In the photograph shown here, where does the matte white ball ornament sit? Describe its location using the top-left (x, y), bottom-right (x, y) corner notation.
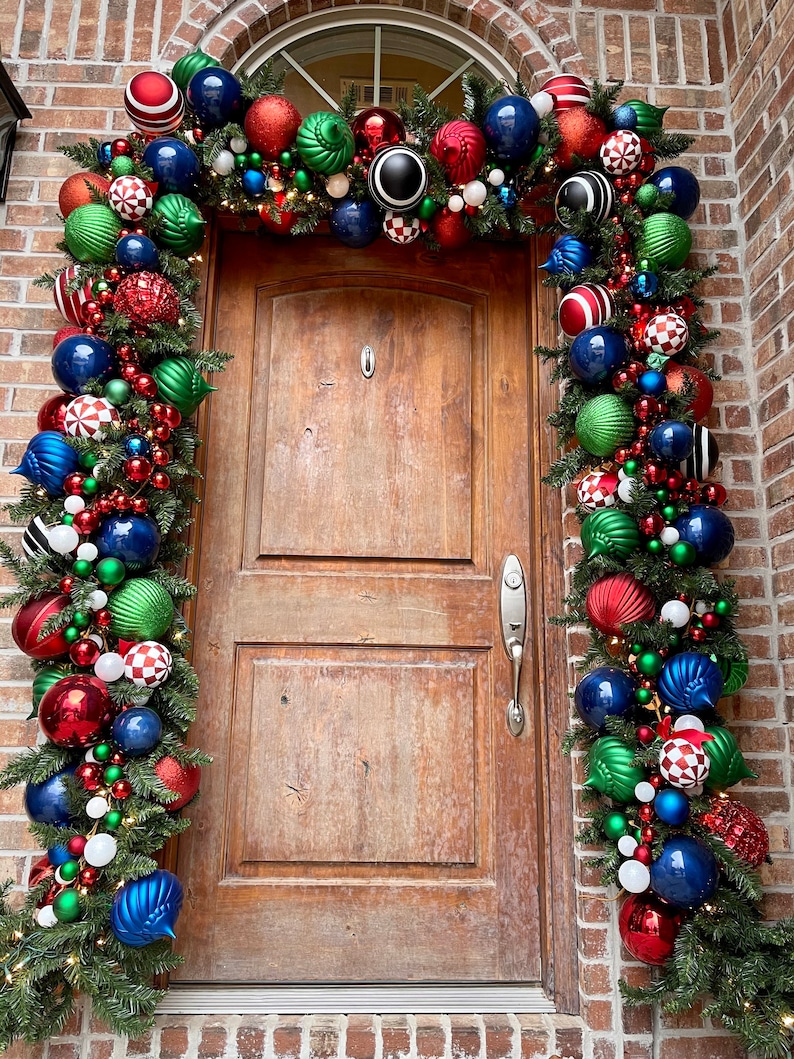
top-left (448, 194), bottom-right (465, 213)
top-left (94, 651), bottom-right (126, 682)
top-left (487, 168), bottom-right (505, 186)
top-left (88, 589), bottom-right (108, 611)
top-left (660, 599), bottom-right (691, 628)
top-left (462, 180), bottom-right (487, 207)
top-left (674, 714), bottom-right (705, 733)
top-left (229, 136), bottom-right (247, 153)
top-left (618, 835), bottom-right (638, 857)
top-left (618, 859), bottom-right (651, 893)
top-left (77, 543), bottom-right (99, 562)
top-left (86, 796), bottom-right (110, 819)
top-left (660, 527), bottom-right (680, 546)
top-left (211, 150), bottom-right (236, 176)
top-left (634, 781), bottom-right (656, 803)
top-left (64, 496), bottom-right (86, 514)
top-left (37, 905), bottom-right (58, 928)
top-left (326, 173), bottom-right (350, 198)
top-left (530, 91), bottom-right (555, 118)
top-left (83, 833), bottom-right (117, 867)
top-left (48, 524), bottom-right (80, 555)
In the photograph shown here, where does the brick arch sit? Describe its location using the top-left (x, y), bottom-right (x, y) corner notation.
top-left (160, 0), bottom-right (591, 91)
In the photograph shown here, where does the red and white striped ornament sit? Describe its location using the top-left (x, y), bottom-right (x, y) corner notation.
top-left (642, 312), bottom-right (689, 357)
top-left (659, 732), bottom-right (712, 789)
top-left (539, 74), bottom-right (591, 111)
top-left (108, 175), bottom-right (153, 223)
top-left (558, 283), bottom-right (615, 338)
top-left (599, 130), bottom-right (643, 175)
top-left (63, 395), bottom-right (120, 438)
top-left (576, 470), bottom-right (620, 511)
top-left (53, 266), bottom-right (94, 326)
top-left (124, 71), bottom-right (184, 136)
top-left (123, 640), bottom-right (173, 688)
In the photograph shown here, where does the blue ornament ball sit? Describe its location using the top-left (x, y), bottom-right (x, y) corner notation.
top-left (112, 706), bottom-right (163, 757)
top-left (52, 333), bottom-right (117, 395)
top-left (123, 434), bottom-right (152, 458)
top-left (497, 185), bottom-right (517, 208)
top-left (48, 843), bottom-right (73, 866)
top-left (116, 233), bottom-right (159, 271)
top-left (97, 141), bottom-right (113, 166)
top-left (612, 105), bottom-right (638, 131)
top-left (637, 370), bottom-right (667, 397)
top-left (141, 137), bottom-right (200, 195)
top-left (110, 868), bottom-right (184, 947)
top-left (187, 67), bottom-right (243, 127)
top-left (673, 504), bottom-right (735, 565)
top-left (24, 766), bottom-right (76, 826)
top-left (241, 169), bottom-right (266, 197)
top-left (568, 326), bottom-right (628, 384)
top-left (12, 432), bottom-right (81, 495)
top-left (482, 95), bottom-right (540, 163)
top-left (540, 234), bottom-right (592, 276)
top-left (95, 514), bottom-right (162, 572)
top-left (657, 651), bottom-right (724, 712)
top-left (650, 835), bottom-right (719, 909)
top-left (328, 197), bottom-right (382, 248)
top-left (629, 270), bottom-right (659, 300)
top-left (649, 166), bottom-right (701, 220)
top-left (574, 666), bottom-right (637, 730)
top-left (648, 419), bottom-right (694, 462)
top-left (653, 788), bottom-right (691, 826)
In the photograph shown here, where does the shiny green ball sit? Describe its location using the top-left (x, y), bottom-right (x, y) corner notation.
top-left (235, 153), bottom-right (247, 170)
top-left (630, 643), bottom-right (644, 656)
top-left (655, 487), bottom-right (669, 503)
top-left (92, 279), bottom-right (111, 297)
top-left (418, 196), bottom-right (437, 220)
top-left (96, 557), bottom-right (126, 586)
top-left (638, 257), bottom-right (657, 272)
top-left (72, 611), bottom-right (89, 628)
top-left (104, 379), bottom-right (132, 407)
top-left (72, 559), bottom-right (93, 578)
top-left (83, 477), bottom-right (98, 495)
top-left (604, 811), bottom-right (631, 840)
top-left (247, 151), bottom-right (263, 170)
top-left (105, 810), bottom-right (123, 829)
top-left (635, 687), bottom-right (654, 706)
top-left (669, 540), bottom-right (697, 566)
top-left (668, 633), bottom-right (680, 648)
top-left (62, 513), bottom-right (74, 527)
top-left (94, 743), bottom-right (112, 762)
top-left (661, 504), bottom-right (678, 521)
top-left (53, 888), bottom-right (81, 922)
top-left (103, 764), bottom-right (124, 784)
top-left (64, 626), bottom-right (80, 644)
top-left (714, 599), bottom-right (732, 617)
top-left (636, 650), bottom-right (664, 677)
top-left (279, 151), bottom-right (292, 166)
top-left (634, 828), bottom-right (643, 843)
top-left (79, 452), bottom-right (98, 470)
top-left (58, 859), bottom-right (80, 882)
top-left (646, 538), bottom-right (664, 554)
top-left (624, 459), bottom-right (639, 476)
top-left (293, 169), bottom-right (313, 192)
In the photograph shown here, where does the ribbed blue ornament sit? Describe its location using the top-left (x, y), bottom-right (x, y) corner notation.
top-left (539, 234), bottom-right (592, 275)
top-left (110, 869), bottom-right (184, 947)
top-left (12, 432), bottom-right (81, 495)
top-left (657, 651), bottom-right (724, 712)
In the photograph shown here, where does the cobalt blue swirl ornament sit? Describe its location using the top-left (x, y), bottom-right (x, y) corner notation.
top-left (629, 270), bottom-right (659, 300)
top-left (648, 419), bottom-right (694, 462)
top-left (673, 504), bottom-right (735, 565)
top-left (540, 234), bottom-right (592, 275)
top-left (12, 432), bottom-right (81, 495)
top-left (112, 706), bottom-right (163, 757)
top-left (328, 197), bottom-right (381, 248)
top-left (568, 326), bottom-right (628, 384)
top-left (110, 869), bottom-right (184, 947)
top-left (95, 514), bottom-right (161, 572)
top-left (52, 333), bottom-right (117, 395)
top-left (141, 137), bottom-right (200, 195)
top-left (574, 666), bottom-right (637, 730)
top-left (649, 166), bottom-right (701, 220)
top-left (650, 835), bottom-right (719, 909)
top-left (116, 233), bottom-right (159, 271)
top-left (482, 95), bottom-right (540, 163)
top-left (657, 651), bottom-right (724, 712)
top-left (637, 370), bottom-right (667, 397)
top-left (187, 67), bottom-right (243, 127)
top-left (612, 104), bottom-right (638, 131)
top-left (653, 787), bottom-right (691, 826)
top-left (24, 765), bottom-right (77, 825)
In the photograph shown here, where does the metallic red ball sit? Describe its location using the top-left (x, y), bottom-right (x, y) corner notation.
top-left (104, 267), bottom-right (122, 283)
top-left (649, 773), bottom-right (664, 789)
top-left (643, 462), bottom-right (668, 485)
top-left (701, 612), bottom-right (720, 629)
top-left (133, 373), bottom-right (158, 398)
top-left (640, 825), bottom-right (656, 844)
top-left (111, 779), bottom-right (132, 799)
top-left (64, 473), bottom-right (87, 495)
top-left (149, 402), bottom-right (168, 421)
top-left (161, 405), bottom-right (182, 428)
top-left (76, 762), bottom-right (102, 790)
top-left (633, 844), bottom-right (653, 866)
top-left (79, 867), bottom-right (98, 886)
top-left (95, 497), bottom-right (114, 515)
top-left (70, 638), bottom-right (101, 668)
top-left (702, 483), bottom-right (727, 506)
top-left (124, 456), bottom-right (152, 482)
top-left (639, 513), bottom-right (665, 537)
top-left (150, 470), bottom-right (171, 490)
top-left (111, 139), bottom-right (132, 158)
top-left (37, 393), bottom-right (72, 432)
top-left (66, 835), bottom-right (87, 856)
top-left (120, 363), bottom-right (139, 383)
top-left (666, 470), bottom-right (684, 490)
top-left (689, 626), bottom-right (707, 643)
top-left (131, 497), bottom-right (149, 513)
top-left (636, 725), bottom-right (656, 744)
top-left (72, 508), bottom-right (100, 535)
top-left (152, 423), bottom-right (171, 442)
top-left (683, 478), bottom-right (701, 495)
top-left (614, 447), bottom-right (631, 465)
top-left (95, 609), bottom-right (112, 627)
top-left (38, 675), bottom-right (116, 748)
top-left (110, 751), bottom-right (126, 766)
top-left (634, 396), bottom-right (660, 421)
top-left (59, 576), bottom-right (75, 594)
top-left (638, 804), bottom-right (654, 823)
top-left (612, 369), bottom-right (635, 389)
top-left (151, 446), bottom-right (170, 466)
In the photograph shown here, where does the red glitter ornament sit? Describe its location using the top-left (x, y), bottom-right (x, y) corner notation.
top-left (618, 892), bottom-right (683, 965)
top-left (154, 754), bottom-right (202, 811)
top-left (431, 208), bottom-right (472, 251)
top-left (553, 107), bottom-right (607, 169)
top-left (12, 594), bottom-right (72, 660)
top-left (58, 172), bottom-right (111, 218)
top-left (699, 796), bottom-right (769, 868)
top-left (38, 675), bottom-right (116, 748)
top-left (113, 272), bottom-right (181, 328)
top-left (244, 95), bottom-right (303, 160)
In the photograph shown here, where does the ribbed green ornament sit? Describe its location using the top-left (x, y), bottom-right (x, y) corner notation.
top-left (108, 578), bottom-right (174, 641)
top-left (703, 725), bottom-right (757, 790)
top-left (151, 356), bottom-right (217, 416)
top-left (574, 394), bottom-right (635, 458)
top-left (623, 100), bottom-right (668, 133)
top-left (714, 655), bottom-right (749, 695)
top-left (296, 112), bottom-right (354, 175)
top-left (584, 736), bottom-right (646, 803)
top-left (151, 194), bottom-right (206, 256)
top-left (581, 509), bottom-right (641, 560)
top-left (32, 665), bottom-right (73, 710)
top-left (64, 204), bottom-right (122, 263)
top-left (638, 213), bottom-right (692, 269)
top-left (171, 49), bottom-right (217, 92)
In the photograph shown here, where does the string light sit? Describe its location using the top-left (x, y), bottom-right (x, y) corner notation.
top-left (782, 1015), bottom-right (794, 1028)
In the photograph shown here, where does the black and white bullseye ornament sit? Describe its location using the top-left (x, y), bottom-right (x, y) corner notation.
top-left (558, 283), bottom-right (615, 338)
top-left (555, 171), bottom-right (614, 226)
top-left (599, 130), bottom-right (643, 175)
top-left (680, 424), bottom-right (720, 480)
top-left (383, 211), bottom-right (421, 244)
top-left (367, 145), bottom-right (428, 211)
top-left (63, 395), bottom-right (120, 438)
top-left (642, 311), bottom-right (689, 356)
top-left (22, 516), bottom-right (53, 559)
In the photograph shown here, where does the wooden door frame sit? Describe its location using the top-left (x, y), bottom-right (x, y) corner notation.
top-left (169, 213), bottom-right (579, 1015)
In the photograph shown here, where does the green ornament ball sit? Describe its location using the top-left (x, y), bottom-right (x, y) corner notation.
top-left (655, 487), bottom-right (669, 503)
top-left (714, 599), bottom-right (732, 617)
top-left (94, 742), bottom-right (112, 762)
top-left (152, 356), bottom-right (217, 417)
top-left (279, 150), bottom-right (293, 166)
top-left (584, 736), bottom-right (646, 803)
top-left (104, 379), bottom-right (132, 407)
top-left (92, 279), bottom-right (111, 298)
top-left (636, 650), bottom-right (664, 677)
top-left (64, 203), bottom-right (122, 263)
top-left (634, 184), bottom-right (659, 210)
top-left (58, 859), bottom-right (79, 882)
top-left (96, 557), bottom-right (126, 586)
top-left (418, 196), bottom-right (437, 220)
top-left (622, 100), bottom-right (668, 134)
top-left (79, 452), bottom-right (98, 470)
top-left (661, 504), bottom-right (679, 521)
top-left (604, 810), bottom-right (631, 840)
top-left (53, 888), bottom-right (81, 923)
top-left (635, 687), bottom-right (654, 706)
top-left (293, 168), bottom-right (313, 192)
top-left (171, 48), bottom-right (217, 91)
top-left (638, 213), bottom-right (692, 269)
top-left (574, 394), bottom-right (635, 458)
top-left (638, 257), bottom-right (658, 273)
top-left (646, 538), bottom-right (664, 554)
top-left (235, 153), bottom-right (247, 170)
top-left (714, 655), bottom-right (748, 695)
top-left (668, 632), bottom-right (680, 648)
top-left (62, 513), bottom-right (74, 527)
top-left (669, 540), bottom-right (697, 566)
top-left (63, 626), bottom-right (80, 645)
top-left (151, 194), bottom-right (206, 257)
top-left (581, 509), bottom-right (641, 561)
top-left (704, 725), bottom-right (757, 789)
top-left (72, 559), bottom-right (93, 578)
top-left (630, 643), bottom-right (644, 656)
top-left (110, 155), bottom-right (136, 178)
top-left (104, 764), bottom-right (124, 784)
top-left (296, 111), bottom-right (354, 175)
top-left (32, 665), bottom-right (73, 709)
top-left (108, 577), bottom-right (174, 640)
top-left (623, 459), bottom-right (639, 476)
top-left (105, 810), bottom-right (123, 829)
top-left (72, 611), bottom-right (89, 628)
top-left (247, 151), bottom-right (263, 170)
top-left (83, 477), bottom-right (98, 495)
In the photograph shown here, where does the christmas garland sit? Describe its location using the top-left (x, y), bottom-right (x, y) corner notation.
top-left (0, 51), bottom-right (791, 1055)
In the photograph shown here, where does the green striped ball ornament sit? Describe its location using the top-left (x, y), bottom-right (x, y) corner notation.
top-left (32, 665), bottom-right (74, 710)
top-left (296, 112), bottom-right (354, 175)
top-left (638, 213), bottom-right (692, 269)
top-left (714, 655), bottom-right (749, 695)
top-left (574, 394), bottom-right (635, 458)
top-left (151, 194), bottom-right (206, 256)
top-left (622, 100), bottom-right (669, 134)
top-left (703, 725), bottom-right (757, 790)
top-left (64, 204), bottom-right (123, 263)
top-left (108, 579), bottom-right (174, 641)
top-left (171, 49), bottom-right (217, 92)
top-left (581, 509), bottom-right (641, 561)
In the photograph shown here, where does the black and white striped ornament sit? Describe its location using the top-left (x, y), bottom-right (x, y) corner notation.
top-left (680, 424), bottom-right (719, 480)
top-left (22, 517), bottom-right (53, 560)
top-left (555, 171), bottom-right (614, 227)
top-left (367, 146), bottom-right (428, 212)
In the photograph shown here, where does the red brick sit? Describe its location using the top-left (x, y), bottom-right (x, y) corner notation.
top-left (415, 1016), bottom-right (445, 1059)
top-left (198, 1025), bottom-right (227, 1059)
top-left (484, 1015), bottom-right (514, 1059)
top-left (273, 1017), bottom-right (302, 1059)
top-left (159, 1026), bottom-right (190, 1059)
top-left (450, 1015), bottom-right (481, 1059)
top-left (381, 1015), bottom-right (411, 1059)
top-left (346, 1016), bottom-right (376, 1059)
top-left (236, 1024), bottom-right (267, 1059)
top-left (517, 1015), bottom-right (551, 1059)
top-left (309, 1017), bottom-right (340, 1059)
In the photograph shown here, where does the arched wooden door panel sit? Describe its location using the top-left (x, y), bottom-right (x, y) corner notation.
top-left (173, 229), bottom-right (550, 984)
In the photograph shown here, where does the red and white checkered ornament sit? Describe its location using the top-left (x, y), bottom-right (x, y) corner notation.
top-left (383, 211), bottom-right (421, 244)
top-left (576, 470), bottom-right (620, 511)
top-left (53, 266), bottom-right (94, 326)
top-left (659, 732), bottom-right (712, 789)
top-left (123, 640), bottom-right (173, 688)
top-left (108, 176), bottom-right (153, 223)
top-left (558, 283), bottom-right (614, 338)
top-left (63, 395), bottom-right (120, 438)
top-left (539, 74), bottom-right (591, 111)
top-left (124, 71), bottom-right (184, 136)
top-left (599, 130), bottom-right (643, 175)
top-left (642, 312), bottom-right (689, 357)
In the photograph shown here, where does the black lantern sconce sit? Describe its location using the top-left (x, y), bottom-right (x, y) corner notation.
top-left (0, 60), bottom-right (31, 203)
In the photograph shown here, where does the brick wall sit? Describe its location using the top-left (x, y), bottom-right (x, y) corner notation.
top-left (0, 1), bottom-right (790, 1057)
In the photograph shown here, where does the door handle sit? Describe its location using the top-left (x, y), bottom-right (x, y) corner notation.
top-left (500, 555), bottom-right (527, 737)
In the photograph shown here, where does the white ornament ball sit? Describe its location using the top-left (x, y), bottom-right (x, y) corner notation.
top-left (77, 542), bottom-right (99, 562)
top-left (84, 748), bottom-right (97, 763)
top-left (326, 173), bottom-right (350, 198)
top-left (618, 835), bottom-right (639, 857)
top-left (530, 91), bottom-right (555, 118)
top-left (695, 600), bottom-right (710, 615)
top-left (86, 795), bottom-right (110, 819)
top-left (617, 477), bottom-right (639, 503)
top-left (94, 651), bottom-right (126, 683)
top-left (634, 781), bottom-right (656, 803)
top-left (211, 150), bottom-right (236, 176)
top-left (660, 599), bottom-right (691, 628)
top-left (83, 833), bottom-right (117, 867)
top-left (267, 177), bottom-right (284, 192)
top-left (48, 524), bottom-right (80, 555)
top-left (462, 180), bottom-right (487, 207)
top-left (64, 496), bottom-right (86, 514)
top-left (448, 194), bottom-right (465, 213)
top-left (487, 168), bottom-right (505, 186)
top-left (36, 905), bottom-right (58, 928)
top-left (660, 527), bottom-right (680, 546)
top-left (229, 136), bottom-right (247, 154)
top-left (88, 589), bottom-right (109, 611)
top-left (674, 714), bottom-right (705, 733)
top-left (618, 859), bottom-right (651, 894)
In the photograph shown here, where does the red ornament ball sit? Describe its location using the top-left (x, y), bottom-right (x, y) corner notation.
top-left (618, 892), bottom-right (683, 965)
top-left (38, 675), bottom-right (116, 748)
top-left (244, 95), bottom-right (303, 160)
top-left (124, 456), bottom-right (153, 482)
top-left (699, 797), bottom-right (769, 868)
top-left (258, 201), bottom-right (299, 236)
top-left (12, 594), bottom-right (72, 660)
top-left (353, 107), bottom-right (406, 160)
top-left (429, 119), bottom-right (487, 184)
top-left (124, 71), bottom-right (184, 136)
top-left (701, 482), bottom-right (727, 506)
top-left (554, 107), bottom-right (607, 169)
top-left (72, 508), bottom-right (101, 535)
top-left (113, 272), bottom-right (181, 328)
top-left (585, 573), bottom-right (656, 637)
top-left (76, 762), bottom-right (102, 790)
top-left (132, 373), bottom-right (158, 398)
top-left (37, 393), bottom-right (72, 432)
top-left (637, 725), bottom-right (656, 744)
top-left (154, 754), bottom-right (202, 810)
top-left (29, 855), bottom-right (54, 890)
top-left (431, 207), bottom-right (472, 251)
top-left (69, 638), bottom-right (101, 667)
top-left (633, 843), bottom-right (653, 866)
top-left (111, 779), bottom-right (132, 799)
top-left (58, 172), bottom-right (112, 218)
top-left (66, 835), bottom-right (87, 857)
top-left (664, 363), bottom-right (714, 423)
top-left (540, 74), bottom-right (591, 111)
top-left (79, 867), bottom-right (98, 886)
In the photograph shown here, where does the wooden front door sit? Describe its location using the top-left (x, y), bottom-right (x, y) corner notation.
top-left (174, 228), bottom-right (546, 983)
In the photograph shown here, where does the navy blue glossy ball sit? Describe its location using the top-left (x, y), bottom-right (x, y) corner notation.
top-left (95, 514), bottom-right (161, 572)
top-left (574, 666), bottom-right (637, 730)
top-left (648, 419), bottom-right (694, 462)
top-left (649, 166), bottom-right (701, 220)
top-left (482, 95), bottom-right (540, 162)
top-left (24, 766), bottom-right (77, 826)
top-left (638, 370), bottom-right (668, 397)
top-left (241, 169), bottom-right (266, 197)
top-left (629, 270), bottom-right (659, 300)
top-left (613, 105), bottom-right (638, 131)
top-left (52, 333), bottom-right (117, 394)
top-left (116, 233), bottom-right (159, 271)
top-left (568, 326), bottom-right (628, 384)
top-left (141, 137), bottom-right (200, 195)
top-left (112, 706), bottom-right (163, 757)
top-left (123, 434), bottom-right (152, 458)
top-left (328, 197), bottom-right (382, 248)
top-left (650, 835), bottom-right (719, 909)
top-left (674, 504), bottom-right (735, 565)
top-left (187, 67), bottom-right (243, 128)
top-left (653, 788), bottom-right (691, 826)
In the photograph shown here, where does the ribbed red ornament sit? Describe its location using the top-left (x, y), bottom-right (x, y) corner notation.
top-left (58, 172), bottom-right (111, 218)
top-left (12, 594), bottom-right (72, 660)
top-left (699, 797), bottom-right (769, 868)
top-left (554, 107), bottom-right (607, 169)
top-left (244, 95), bottom-right (302, 159)
top-left (429, 120), bottom-right (487, 184)
top-left (154, 754), bottom-right (202, 811)
top-left (585, 573), bottom-right (656, 636)
top-left (113, 272), bottom-right (181, 327)
top-left (431, 208), bottom-right (472, 251)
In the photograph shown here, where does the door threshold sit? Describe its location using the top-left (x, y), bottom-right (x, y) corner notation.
top-left (158, 983), bottom-right (556, 1014)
